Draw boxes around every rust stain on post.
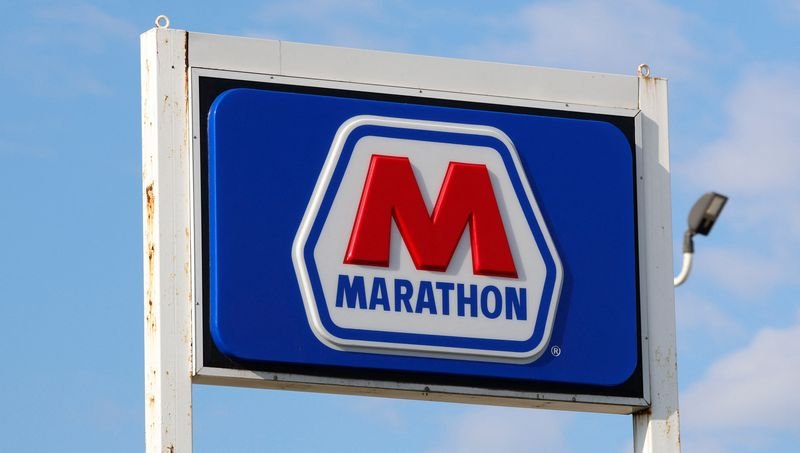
[144,182,156,225]
[183,31,190,146]
[183,32,194,370]
[183,31,189,87]
[145,182,157,331]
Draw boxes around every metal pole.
[632,73,681,452]
[141,26,194,453]
[673,252,693,287]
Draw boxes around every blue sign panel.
[204,77,640,395]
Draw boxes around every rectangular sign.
[195,70,646,408]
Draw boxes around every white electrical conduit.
[673,252,693,287]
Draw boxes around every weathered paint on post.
[141,27,193,453]
[633,74,681,452]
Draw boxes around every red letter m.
[344,155,517,278]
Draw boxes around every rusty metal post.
[632,72,681,452]
[141,26,193,453]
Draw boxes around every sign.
[202,78,642,400]
[143,28,680,453]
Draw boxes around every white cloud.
[676,291,745,341]
[682,65,800,195]
[425,407,571,453]
[694,246,791,299]
[468,0,701,76]
[260,0,383,23]
[35,3,138,48]
[678,65,800,296]
[681,314,800,438]
[773,0,800,20]
[676,66,800,449]
[349,397,407,430]
[245,0,409,50]
[0,4,137,98]
[680,437,729,453]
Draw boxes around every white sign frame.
[142,27,680,452]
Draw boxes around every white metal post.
[141,27,194,453]
[633,75,681,452]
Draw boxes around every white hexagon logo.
[293,116,562,363]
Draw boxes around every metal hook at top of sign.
[155,15,170,29]
[637,64,652,79]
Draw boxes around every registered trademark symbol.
[551,345,562,357]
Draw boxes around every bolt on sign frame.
[141,27,680,453]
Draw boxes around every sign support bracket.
[142,27,194,453]
[632,75,681,452]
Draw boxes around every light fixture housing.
[675,191,729,287]
[688,192,728,236]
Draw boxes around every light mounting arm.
[674,192,728,287]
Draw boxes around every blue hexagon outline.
[301,120,560,355]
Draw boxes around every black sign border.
[198,75,644,400]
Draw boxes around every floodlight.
[674,192,729,287]
[687,192,728,237]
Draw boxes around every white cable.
[673,252,693,287]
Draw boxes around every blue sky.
[1,1,799,452]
